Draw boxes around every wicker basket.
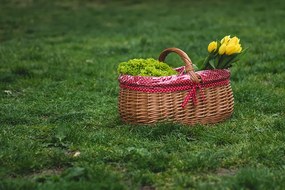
[118,48,234,125]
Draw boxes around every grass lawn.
[1,0,285,189]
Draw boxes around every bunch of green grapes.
[118,58,177,77]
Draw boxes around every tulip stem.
[202,54,211,69]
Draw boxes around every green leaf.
[222,54,239,68]
[195,58,205,71]
[193,64,199,71]
[237,47,249,59]
[217,41,221,48]
[202,55,211,70]
[214,55,220,68]
[209,59,216,69]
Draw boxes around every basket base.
[118,83,234,125]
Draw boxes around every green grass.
[1,0,285,189]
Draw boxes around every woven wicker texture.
[118,48,234,125]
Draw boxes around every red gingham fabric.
[118,68,230,108]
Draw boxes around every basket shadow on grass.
[123,119,239,145]
[126,122,200,141]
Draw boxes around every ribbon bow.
[181,83,206,108]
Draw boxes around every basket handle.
[158,47,200,83]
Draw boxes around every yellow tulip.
[208,41,217,53]
[225,44,242,55]
[237,45,242,53]
[220,35,231,45]
[218,44,226,55]
[229,36,240,45]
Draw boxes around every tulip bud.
[220,35,231,45]
[225,44,241,55]
[237,45,242,53]
[208,41,217,53]
[229,36,240,45]
[218,44,226,55]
